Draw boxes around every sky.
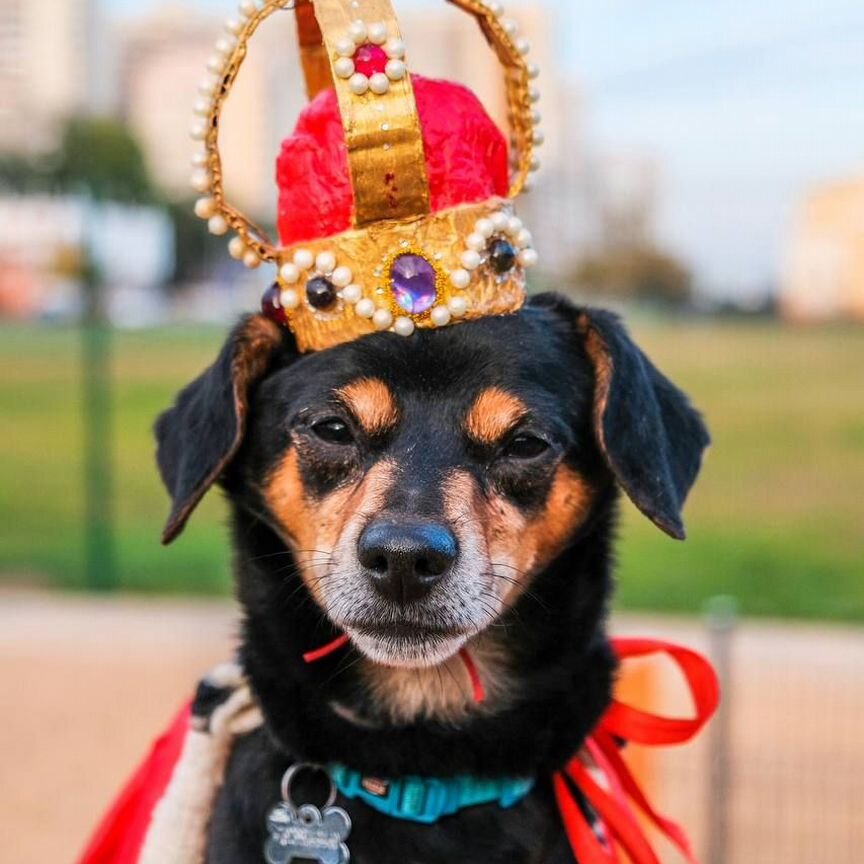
[107,0,864,298]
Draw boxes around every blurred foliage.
[52,116,157,203]
[1,320,863,621]
[572,245,693,306]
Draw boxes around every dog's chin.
[345,627,469,669]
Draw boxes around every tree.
[572,245,693,306]
[51,116,157,204]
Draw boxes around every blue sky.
[107,0,864,297]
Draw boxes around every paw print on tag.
[265,801,352,864]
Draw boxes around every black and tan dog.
[156,293,709,863]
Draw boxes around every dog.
[155,292,709,863]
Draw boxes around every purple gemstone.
[390,254,437,315]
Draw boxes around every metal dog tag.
[264,764,352,864]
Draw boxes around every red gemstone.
[261,283,287,325]
[353,43,388,78]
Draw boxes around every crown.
[189,0,542,353]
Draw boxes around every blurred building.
[0,0,99,153]
[782,176,864,321]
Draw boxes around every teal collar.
[328,763,534,825]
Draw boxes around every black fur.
[155,294,709,863]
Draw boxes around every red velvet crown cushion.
[276,75,509,247]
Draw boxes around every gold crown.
[189,0,542,353]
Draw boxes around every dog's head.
[156,294,708,670]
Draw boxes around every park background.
[1,1,862,862]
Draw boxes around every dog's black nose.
[358,520,457,604]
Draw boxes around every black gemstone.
[488,238,517,275]
[306,276,338,310]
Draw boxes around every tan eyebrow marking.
[465,387,528,446]
[337,378,399,436]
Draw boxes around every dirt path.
[2,591,862,863]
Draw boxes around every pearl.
[491,211,509,231]
[516,38,531,55]
[332,265,353,288]
[527,63,540,79]
[315,251,336,274]
[335,36,355,58]
[394,316,415,337]
[368,22,388,44]
[461,250,482,271]
[475,217,494,239]
[466,232,485,252]
[531,109,541,124]
[334,57,355,79]
[225,18,243,35]
[190,169,210,193]
[430,306,451,327]
[530,156,541,172]
[348,20,367,43]
[502,19,518,37]
[239,1,258,17]
[208,215,228,236]
[294,249,314,270]
[533,129,545,146]
[206,55,223,73]
[507,216,523,234]
[385,59,406,81]
[280,288,300,310]
[342,284,363,304]
[373,308,393,330]
[385,37,405,59]
[516,228,533,248]
[199,76,219,95]
[228,236,246,259]
[529,87,541,103]
[450,269,471,289]
[190,121,208,141]
[519,248,539,268]
[355,298,376,319]
[194,197,216,219]
[488,2,504,16]
[369,73,390,94]
[215,37,236,55]
[448,296,468,318]
[279,262,300,284]
[193,98,211,116]
[349,73,369,95]
[243,250,260,270]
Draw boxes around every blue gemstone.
[390,253,437,315]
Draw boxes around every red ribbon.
[554,638,720,864]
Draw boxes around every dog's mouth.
[342,618,473,668]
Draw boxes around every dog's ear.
[576,306,709,539]
[155,314,289,545]
[532,294,709,539]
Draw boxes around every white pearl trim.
[335,22,408,99]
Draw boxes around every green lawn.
[1,319,862,620]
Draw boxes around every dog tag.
[264,764,352,864]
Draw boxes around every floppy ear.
[575,307,710,539]
[155,314,289,545]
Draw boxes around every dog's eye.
[502,433,549,460]
[311,417,355,445]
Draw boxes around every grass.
[1,318,862,621]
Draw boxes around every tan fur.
[360,636,511,724]
[263,453,397,606]
[578,313,613,454]
[337,378,399,437]
[465,387,528,446]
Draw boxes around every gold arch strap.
[314,0,431,227]
[198,0,539,261]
